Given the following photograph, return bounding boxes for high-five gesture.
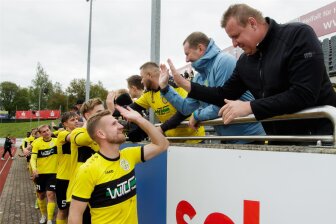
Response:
[106,91,117,114]
[166,59,191,92]
[159,64,170,89]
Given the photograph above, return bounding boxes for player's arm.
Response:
[116,105,169,161]
[30,152,38,179]
[160,111,189,133]
[68,199,87,224]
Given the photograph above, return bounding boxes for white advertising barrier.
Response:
[167,146,336,224]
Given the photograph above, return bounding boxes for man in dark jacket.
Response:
[2,134,14,160]
[166,4,336,139]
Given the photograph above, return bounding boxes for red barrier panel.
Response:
[15,110,61,119]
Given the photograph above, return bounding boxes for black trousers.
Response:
[2,147,13,158]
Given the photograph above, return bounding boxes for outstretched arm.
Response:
[166,59,246,108]
[160,111,190,132]
[165,59,192,92]
[116,105,169,161]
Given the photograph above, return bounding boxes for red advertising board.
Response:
[297,1,336,37]
[15,110,61,119]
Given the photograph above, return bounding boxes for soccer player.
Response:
[55,112,78,224]
[68,106,169,224]
[66,98,106,224]
[30,125,57,224]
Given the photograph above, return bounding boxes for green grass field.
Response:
[0,120,59,138]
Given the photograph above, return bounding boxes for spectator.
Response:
[1,134,14,160]
[127,75,144,100]
[75,99,85,126]
[75,99,84,113]
[167,4,336,142]
[68,108,169,224]
[159,32,265,143]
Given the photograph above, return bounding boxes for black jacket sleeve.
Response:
[160,111,190,132]
[188,69,247,107]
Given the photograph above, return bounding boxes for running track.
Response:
[0,146,17,196]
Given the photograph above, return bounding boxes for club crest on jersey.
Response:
[161,96,168,104]
[120,159,130,171]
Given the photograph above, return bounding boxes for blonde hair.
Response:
[79,98,104,117]
[38,124,50,133]
[87,110,111,142]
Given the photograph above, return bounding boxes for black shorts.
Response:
[35,174,56,192]
[56,179,70,210]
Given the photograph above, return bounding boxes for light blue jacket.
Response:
[162,39,265,143]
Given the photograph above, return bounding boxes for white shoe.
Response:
[11,157,14,160]
[1,157,5,160]
[47,220,53,224]
[39,215,46,224]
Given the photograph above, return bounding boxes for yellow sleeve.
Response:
[53,130,61,137]
[175,87,188,98]
[122,146,143,164]
[134,93,150,109]
[71,129,93,147]
[30,153,37,171]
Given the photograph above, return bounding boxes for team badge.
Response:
[120,159,130,171]
[161,96,168,104]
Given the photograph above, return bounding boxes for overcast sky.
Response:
[0,0,334,92]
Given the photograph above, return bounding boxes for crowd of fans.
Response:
[1,3,336,224]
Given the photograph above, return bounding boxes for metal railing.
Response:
[157,106,336,146]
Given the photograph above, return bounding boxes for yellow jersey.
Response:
[72,146,144,224]
[135,87,205,143]
[56,130,71,180]
[30,137,58,174]
[66,127,100,202]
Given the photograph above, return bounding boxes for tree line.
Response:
[0,63,108,118]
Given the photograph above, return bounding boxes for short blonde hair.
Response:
[87,110,111,142]
[80,98,104,118]
[38,124,50,133]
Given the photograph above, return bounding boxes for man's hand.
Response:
[23,148,31,156]
[23,145,32,156]
[159,64,170,89]
[106,91,117,114]
[156,126,164,134]
[219,99,252,124]
[116,105,142,123]
[167,59,191,92]
[32,170,39,181]
[188,114,199,131]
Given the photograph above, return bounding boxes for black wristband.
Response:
[160,85,170,94]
